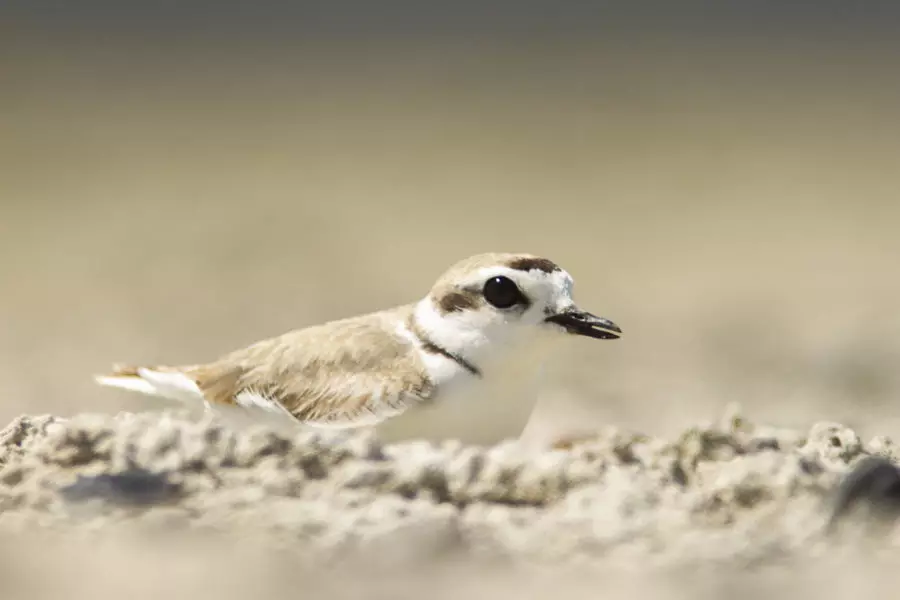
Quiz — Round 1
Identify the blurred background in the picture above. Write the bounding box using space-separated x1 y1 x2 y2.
2 1 900 440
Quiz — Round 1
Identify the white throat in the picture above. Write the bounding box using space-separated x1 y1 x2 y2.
411 297 538 371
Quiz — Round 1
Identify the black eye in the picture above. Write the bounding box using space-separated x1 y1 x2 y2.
482 276 523 309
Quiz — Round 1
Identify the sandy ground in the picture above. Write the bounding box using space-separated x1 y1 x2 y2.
0 405 898 599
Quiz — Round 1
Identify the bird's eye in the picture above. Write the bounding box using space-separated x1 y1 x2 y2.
482 276 523 309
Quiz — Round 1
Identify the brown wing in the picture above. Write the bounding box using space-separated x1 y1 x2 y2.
187 306 436 428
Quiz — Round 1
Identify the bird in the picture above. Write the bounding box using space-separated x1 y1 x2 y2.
95 252 621 445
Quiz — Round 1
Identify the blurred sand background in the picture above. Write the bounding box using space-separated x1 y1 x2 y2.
3 2 900 437
2 2 900 596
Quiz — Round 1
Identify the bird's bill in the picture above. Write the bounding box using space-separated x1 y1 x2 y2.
544 308 622 340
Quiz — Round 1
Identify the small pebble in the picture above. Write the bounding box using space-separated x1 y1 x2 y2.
828 456 900 530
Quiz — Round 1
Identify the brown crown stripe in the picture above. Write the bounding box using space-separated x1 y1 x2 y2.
507 257 560 273
437 290 479 314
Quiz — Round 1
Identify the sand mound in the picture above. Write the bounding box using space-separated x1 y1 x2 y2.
0 407 897 598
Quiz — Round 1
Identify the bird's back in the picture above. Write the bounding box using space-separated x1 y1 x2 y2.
100 304 437 428
193 304 435 425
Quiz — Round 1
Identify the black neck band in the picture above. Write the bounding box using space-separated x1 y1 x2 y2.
419 339 482 378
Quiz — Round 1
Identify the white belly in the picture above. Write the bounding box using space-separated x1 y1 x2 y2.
375 384 539 446
374 347 549 446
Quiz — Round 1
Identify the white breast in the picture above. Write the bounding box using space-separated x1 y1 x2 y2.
382 317 545 444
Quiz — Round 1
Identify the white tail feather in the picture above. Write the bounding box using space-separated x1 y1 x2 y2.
94 375 158 396
95 368 207 404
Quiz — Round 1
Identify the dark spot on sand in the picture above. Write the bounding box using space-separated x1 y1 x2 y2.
828 456 900 531
59 467 182 507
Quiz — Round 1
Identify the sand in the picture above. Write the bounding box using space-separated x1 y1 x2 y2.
0 406 897 599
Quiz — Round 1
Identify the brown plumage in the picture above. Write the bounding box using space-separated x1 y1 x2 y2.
101 304 435 427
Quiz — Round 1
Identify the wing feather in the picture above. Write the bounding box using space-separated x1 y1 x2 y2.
188 306 436 429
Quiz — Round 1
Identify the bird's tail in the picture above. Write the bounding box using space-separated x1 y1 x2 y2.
94 364 207 404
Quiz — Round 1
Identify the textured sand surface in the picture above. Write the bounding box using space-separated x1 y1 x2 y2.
0 406 898 599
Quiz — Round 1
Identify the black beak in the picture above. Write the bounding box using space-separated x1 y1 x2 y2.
544 308 622 340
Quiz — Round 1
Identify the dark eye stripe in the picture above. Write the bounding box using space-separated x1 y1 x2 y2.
437 291 479 313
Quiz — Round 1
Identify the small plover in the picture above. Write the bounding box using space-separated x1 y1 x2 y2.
95 252 621 444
